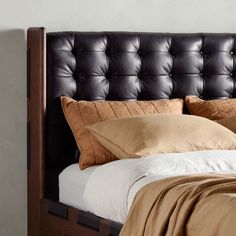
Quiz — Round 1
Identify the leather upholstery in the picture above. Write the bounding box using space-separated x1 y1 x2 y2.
46 32 236 169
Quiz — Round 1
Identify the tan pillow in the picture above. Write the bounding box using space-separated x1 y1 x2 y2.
87 114 236 159
61 96 184 169
217 116 236 133
185 96 236 120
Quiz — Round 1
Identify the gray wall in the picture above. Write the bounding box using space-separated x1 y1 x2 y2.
1 0 236 235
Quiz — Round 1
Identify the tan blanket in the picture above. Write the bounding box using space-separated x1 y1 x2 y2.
120 174 236 236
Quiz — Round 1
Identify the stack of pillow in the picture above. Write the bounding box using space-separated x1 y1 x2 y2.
61 96 236 170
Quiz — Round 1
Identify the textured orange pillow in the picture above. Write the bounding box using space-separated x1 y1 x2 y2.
185 96 236 120
217 116 236 133
61 96 184 169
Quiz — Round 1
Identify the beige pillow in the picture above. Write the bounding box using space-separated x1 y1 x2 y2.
87 114 236 159
61 96 184 169
185 96 236 120
217 116 236 133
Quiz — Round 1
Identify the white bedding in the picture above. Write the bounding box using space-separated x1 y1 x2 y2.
59 164 98 211
59 151 236 224
83 150 236 223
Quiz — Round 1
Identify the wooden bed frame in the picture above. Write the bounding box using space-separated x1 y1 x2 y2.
27 27 236 235
27 27 122 236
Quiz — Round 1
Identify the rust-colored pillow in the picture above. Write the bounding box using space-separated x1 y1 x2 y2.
217 116 236 133
61 96 184 169
185 96 236 120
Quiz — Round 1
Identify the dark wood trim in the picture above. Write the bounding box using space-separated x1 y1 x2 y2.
27 27 46 236
40 199 121 236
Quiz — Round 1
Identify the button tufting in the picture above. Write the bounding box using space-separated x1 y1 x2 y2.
105 71 110 77
169 73 172 77
71 48 76 55
231 51 234 55
200 51 203 55
230 73 234 76
199 72 203 76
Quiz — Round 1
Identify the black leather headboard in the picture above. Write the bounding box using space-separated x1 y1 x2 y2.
46 32 236 170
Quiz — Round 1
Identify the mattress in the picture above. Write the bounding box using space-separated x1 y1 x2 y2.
59 164 98 211
59 150 236 223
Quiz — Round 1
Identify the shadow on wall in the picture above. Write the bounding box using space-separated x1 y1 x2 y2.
0 29 27 236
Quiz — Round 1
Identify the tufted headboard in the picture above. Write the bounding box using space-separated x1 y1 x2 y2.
46 32 236 171
27 29 236 199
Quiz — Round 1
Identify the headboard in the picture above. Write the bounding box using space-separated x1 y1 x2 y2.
27 28 236 200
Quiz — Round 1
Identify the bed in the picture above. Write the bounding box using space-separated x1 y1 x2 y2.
27 28 236 236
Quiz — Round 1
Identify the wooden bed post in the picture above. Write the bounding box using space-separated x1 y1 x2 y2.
27 27 46 236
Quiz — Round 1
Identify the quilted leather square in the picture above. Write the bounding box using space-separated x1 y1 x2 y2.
61 96 183 169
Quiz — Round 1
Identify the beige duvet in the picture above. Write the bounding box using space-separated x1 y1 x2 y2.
120 174 236 236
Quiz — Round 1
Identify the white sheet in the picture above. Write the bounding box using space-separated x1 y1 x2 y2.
84 150 236 223
59 164 98 211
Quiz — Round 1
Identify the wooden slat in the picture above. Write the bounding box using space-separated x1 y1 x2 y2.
27 27 46 236
40 199 122 236
41 199 101 236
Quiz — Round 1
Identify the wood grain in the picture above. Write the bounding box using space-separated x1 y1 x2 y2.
27 27 46 236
